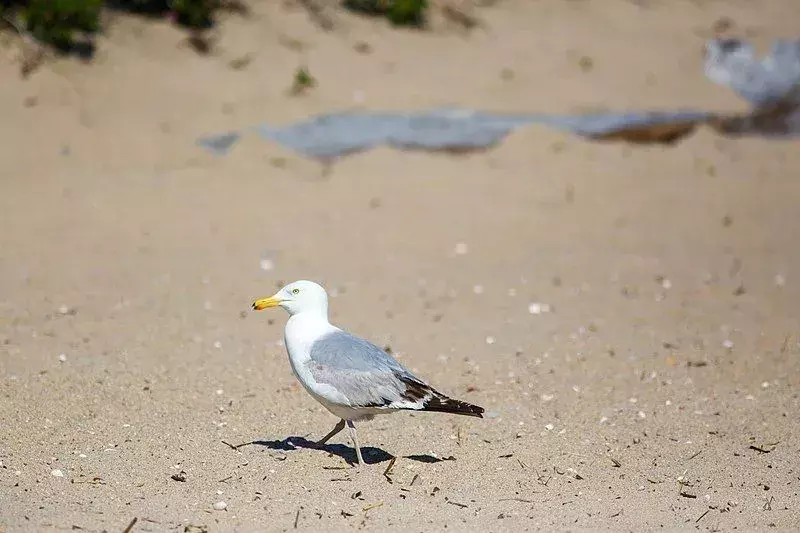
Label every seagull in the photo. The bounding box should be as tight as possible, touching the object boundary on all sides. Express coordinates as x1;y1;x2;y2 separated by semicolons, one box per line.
252;280;484;466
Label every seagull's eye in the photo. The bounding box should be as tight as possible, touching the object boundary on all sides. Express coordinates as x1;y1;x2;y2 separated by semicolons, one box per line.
292;288;300;295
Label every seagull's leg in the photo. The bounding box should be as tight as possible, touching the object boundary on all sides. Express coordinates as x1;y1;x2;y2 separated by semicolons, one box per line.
346;420;364;466
316;419;346;446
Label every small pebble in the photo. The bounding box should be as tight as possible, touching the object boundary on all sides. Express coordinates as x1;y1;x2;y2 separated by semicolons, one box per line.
216;389;224;395
58;353;67;363
213;340;222;349
774;274;786;287
51;469;64;477
544;423;554;431
454;243;469;255
485;336;495;345
761;381;770;388
58;305;70;315
540;394;554;402
472;285;484;295
528;302;551;315
213;501;227;511
722;339;734;349
638;411;646;419
259;258;274;271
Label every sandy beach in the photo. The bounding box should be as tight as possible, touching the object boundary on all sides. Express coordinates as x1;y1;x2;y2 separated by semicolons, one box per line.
1;1;799;531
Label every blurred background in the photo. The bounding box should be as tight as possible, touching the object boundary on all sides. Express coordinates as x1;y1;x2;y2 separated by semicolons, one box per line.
1;1;799;531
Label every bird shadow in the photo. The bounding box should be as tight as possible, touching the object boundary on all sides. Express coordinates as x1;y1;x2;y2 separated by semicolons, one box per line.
237;436;449;466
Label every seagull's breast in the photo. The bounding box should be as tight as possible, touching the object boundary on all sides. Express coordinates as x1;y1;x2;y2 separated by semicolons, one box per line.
283;314;351;408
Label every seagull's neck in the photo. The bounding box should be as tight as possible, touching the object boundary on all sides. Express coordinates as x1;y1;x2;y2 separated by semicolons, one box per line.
288;307;329;324
285;310;336;342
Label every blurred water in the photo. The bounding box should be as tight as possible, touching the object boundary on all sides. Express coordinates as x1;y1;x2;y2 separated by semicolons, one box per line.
197;39;800;159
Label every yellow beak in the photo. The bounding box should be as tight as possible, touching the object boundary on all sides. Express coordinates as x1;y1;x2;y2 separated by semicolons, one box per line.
252;295;282;311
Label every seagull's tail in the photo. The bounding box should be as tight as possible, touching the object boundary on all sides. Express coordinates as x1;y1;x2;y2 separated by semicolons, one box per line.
421;394;485;418
394;373;484;418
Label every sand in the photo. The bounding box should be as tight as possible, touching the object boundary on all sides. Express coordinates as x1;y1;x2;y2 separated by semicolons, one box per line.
1;1;799;531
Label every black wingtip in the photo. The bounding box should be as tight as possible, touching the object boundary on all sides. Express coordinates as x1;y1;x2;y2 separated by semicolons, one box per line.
422;396;485;418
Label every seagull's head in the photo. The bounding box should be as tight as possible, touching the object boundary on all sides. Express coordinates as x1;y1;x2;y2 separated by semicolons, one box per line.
252;280;328;317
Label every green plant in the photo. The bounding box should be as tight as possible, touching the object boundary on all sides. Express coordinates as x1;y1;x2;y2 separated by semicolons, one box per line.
109;0;218;28
289;66;316;96
21;0;102;50
343;0;428;28
386;0;426;26
171;0;218;28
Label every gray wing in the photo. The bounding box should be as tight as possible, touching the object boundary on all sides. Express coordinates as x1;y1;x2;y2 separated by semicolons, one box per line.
308;330;434;409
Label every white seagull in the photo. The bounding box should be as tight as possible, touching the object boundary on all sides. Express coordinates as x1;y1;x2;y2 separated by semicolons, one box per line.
252;280;484;465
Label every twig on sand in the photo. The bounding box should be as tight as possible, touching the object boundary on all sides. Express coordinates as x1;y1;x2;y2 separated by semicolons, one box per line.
536;471;551;487
221;440;244;451
749;443;778;454
382;457;397;483
696;509;711;523
499;497;534;503
686;450;702;461
293;508;301;529
763;496;775;511
409;473;419;486
610;457;622;468
122;517;138;533
677;470;696;498
363;502;383;514
446;499;468;508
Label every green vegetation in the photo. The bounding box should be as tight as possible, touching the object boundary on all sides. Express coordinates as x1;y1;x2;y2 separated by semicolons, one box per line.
1;0;224;53
289;66;316;96
343;0;428;28
0;0;431;60
19;0;102;49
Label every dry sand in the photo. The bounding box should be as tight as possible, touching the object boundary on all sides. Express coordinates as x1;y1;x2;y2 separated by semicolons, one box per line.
1;1;799;531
